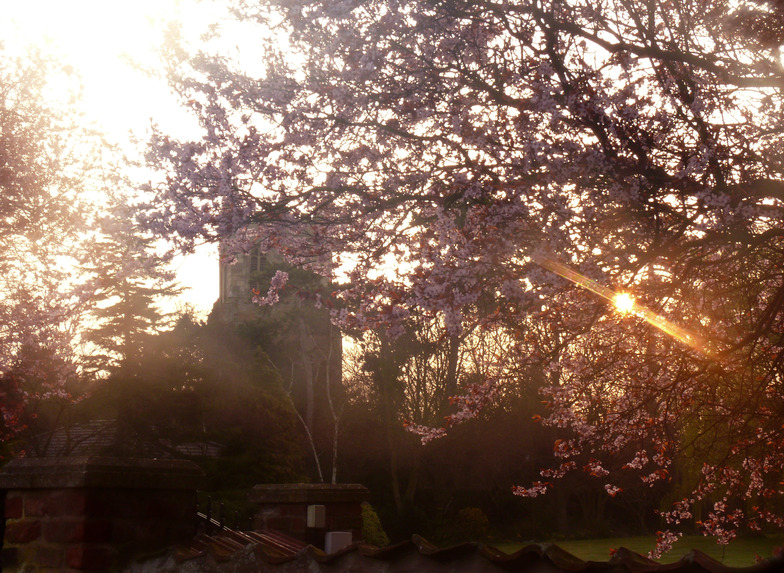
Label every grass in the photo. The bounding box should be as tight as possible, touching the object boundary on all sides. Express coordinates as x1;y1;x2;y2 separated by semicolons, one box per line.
494;535;784;568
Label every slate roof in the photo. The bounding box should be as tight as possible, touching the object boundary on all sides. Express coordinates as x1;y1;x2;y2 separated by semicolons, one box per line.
22;420;223;459
127;527;784;573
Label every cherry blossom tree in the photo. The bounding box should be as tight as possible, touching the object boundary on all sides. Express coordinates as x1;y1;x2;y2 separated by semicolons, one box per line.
0;49;99;440
141;0;784;552
0;49;177;446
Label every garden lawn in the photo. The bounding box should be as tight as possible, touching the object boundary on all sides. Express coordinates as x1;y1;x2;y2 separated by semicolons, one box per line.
495;535;784;568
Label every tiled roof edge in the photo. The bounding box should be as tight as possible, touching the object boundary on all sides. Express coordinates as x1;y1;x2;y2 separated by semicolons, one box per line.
172;529;784;573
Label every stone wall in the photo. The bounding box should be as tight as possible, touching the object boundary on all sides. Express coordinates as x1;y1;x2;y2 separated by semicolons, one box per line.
249;483;369;549
0;457;204;572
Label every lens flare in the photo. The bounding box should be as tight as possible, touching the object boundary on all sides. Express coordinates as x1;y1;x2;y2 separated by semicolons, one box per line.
613;292;635;314
533;254;711;357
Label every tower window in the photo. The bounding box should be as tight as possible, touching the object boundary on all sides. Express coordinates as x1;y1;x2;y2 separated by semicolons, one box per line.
250;247;260;272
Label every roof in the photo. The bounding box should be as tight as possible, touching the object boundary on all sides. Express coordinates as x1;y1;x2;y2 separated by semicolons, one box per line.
22;420;223;459
126;528;784;573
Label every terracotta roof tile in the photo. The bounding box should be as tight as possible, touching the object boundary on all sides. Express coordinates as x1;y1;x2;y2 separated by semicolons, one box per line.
136;527;784;573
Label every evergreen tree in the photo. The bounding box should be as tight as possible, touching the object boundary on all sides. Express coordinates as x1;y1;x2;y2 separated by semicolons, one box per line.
85;314;306;488
81;209;182;376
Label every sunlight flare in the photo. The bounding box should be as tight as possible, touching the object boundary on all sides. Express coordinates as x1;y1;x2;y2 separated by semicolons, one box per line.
613;292;635;314
534;254;710;357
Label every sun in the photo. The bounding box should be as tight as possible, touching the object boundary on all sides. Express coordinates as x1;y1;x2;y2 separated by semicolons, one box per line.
535;255;713;357
1;1;227;317
613;292;636;315
0;1;221;140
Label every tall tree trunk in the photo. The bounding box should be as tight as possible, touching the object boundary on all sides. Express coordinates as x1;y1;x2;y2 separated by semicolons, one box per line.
443;334;460;414
298;316;315;435
387;420;404;514
403;444;421;505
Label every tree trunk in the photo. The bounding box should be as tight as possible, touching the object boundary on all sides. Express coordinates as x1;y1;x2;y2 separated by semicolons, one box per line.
388;433;404;514
298;316;316;435
444;334;460;399
403;444;421;505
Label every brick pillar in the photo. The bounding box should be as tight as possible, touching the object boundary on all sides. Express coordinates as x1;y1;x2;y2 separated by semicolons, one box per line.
0;456;204;572
249;483;369;549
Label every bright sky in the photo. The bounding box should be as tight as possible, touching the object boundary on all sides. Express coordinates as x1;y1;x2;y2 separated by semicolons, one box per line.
1;0;226;317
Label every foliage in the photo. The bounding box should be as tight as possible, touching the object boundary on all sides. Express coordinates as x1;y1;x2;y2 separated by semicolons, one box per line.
0;47;104;436
87;315;306;487
80;214;182;376
0;373;25;452
361;502;390;547
142;0;784;554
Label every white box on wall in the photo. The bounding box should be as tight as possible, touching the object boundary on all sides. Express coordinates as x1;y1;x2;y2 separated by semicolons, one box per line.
325;531;353;553
307;504;326;528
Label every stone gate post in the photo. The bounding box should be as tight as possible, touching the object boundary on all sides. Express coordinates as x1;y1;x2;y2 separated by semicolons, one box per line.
0;456;204;571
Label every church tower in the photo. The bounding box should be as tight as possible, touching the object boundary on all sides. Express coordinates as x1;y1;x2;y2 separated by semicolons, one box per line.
211;244;343;475
215;245;282;322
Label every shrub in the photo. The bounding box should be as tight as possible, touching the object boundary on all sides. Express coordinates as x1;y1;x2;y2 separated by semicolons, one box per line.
361;502;390;547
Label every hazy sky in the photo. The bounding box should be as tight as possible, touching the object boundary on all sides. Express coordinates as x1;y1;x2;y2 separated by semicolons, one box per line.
2;0;226;316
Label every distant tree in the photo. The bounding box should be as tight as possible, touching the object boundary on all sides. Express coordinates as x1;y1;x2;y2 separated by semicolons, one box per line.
143;0;784;553
0;46;184;450
353;328;421;515
348;316;548;519
89;314;306;488
80;211;182;376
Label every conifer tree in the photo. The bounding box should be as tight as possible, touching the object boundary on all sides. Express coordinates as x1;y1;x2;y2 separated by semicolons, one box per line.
81;211;182;376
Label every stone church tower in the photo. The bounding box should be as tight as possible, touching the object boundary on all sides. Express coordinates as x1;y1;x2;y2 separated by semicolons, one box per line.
214;245;277;321
211;245;343;476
